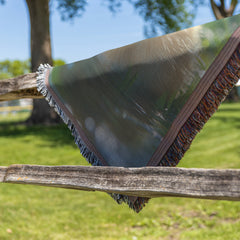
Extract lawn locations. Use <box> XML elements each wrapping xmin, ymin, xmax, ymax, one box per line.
<box><xmin>0</xmin><ymin>103</ymin><xmax>240</xmax><ymax>240</ymax></box>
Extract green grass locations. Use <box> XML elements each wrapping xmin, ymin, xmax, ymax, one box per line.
<box><xmin>0</xmin><ymin>103</ymin><xmax>240</xmax><ymax>239</ymax></box>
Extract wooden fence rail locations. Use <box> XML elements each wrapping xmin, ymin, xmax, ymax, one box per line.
<box><xmin>0</xmin><ymin>73</ymin><xmax>42</xmax><ymax>102</ymax></box>
<box><xmin>0</xmin><ymin>73</ymin><xmax>240</xmax><ymax>202</ymax></box>
<box><xmin>1</xmin><ymin>164</ymin><xmax>240</xmax><ymax>200</ymax></box>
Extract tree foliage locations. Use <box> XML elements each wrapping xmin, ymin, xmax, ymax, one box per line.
<box><xmin>0</xmin><ymin>60</ymin><xmax>29</xmax><ymax>79</ymax></box>
<box><xmin>52</xmin><ymin>0</ymin><xmax>207</xmax><ymax>36</ymax></box>
<box><xmin>52</xmin><ymin>0</ymin><xmax>239</xmax><ymax>37</ymax></box>
<box><xmin>56</xmin><ymin>0</ymin><xmax>87</xmax><ymax>20</ymax></box>
<box><xmin>107</xmin><ymin>0</ymin><xmax>206</xmax><ymax>36</ymax></box>
<box><xmin>1</xmin><ymin>1</ymin><xmax>240</xmax><ymax>37</ymax></box>
<box><xmin>0</xmin><ymin>59</ymin><xmax>65</xmax><ymax>80</ymax></box>
<box><xmin>54</xmin><ymin>0</ymin><xmax>206</xmax><ymax>36</ymax></box>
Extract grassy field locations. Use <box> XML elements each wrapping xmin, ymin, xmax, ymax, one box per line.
<box><xmin>0</xmin><ymin>103</ymin><xmax>240</xmax><ymax>240</ymax></box>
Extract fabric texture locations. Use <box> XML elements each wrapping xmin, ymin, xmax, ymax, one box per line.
<box><xmin>37</xmin><ymin>15</ymin><xmax>240</xmax><ymax>212</ymax></box>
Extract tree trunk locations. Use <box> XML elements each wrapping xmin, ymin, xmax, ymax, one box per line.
<box><xmin>210</xmin><ymin>0</ymin><xmax>239</xmax><ymax>101</ymax></box>
<box><xmin>25</xmin><ymin>0</ymin><xmax>61</xmax><ymax>124</ymax></box>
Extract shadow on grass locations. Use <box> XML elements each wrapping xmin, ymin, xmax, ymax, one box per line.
<box><xmin>1</xmin><ymin>102</ymin><xmax>239</xmax><ymax>149</ymax></box>
<box><xmin>210</xmin><ymin>103</ymin><xmax>240</xmax><ymax>128</ymax></box>
<box><xmin>212</xmin><ymin>116</ymin><xmax>240</xmax><ymax>129</ymax></box>
<box><xmin>213</xmin><ymin>114</ymin><xmax>240</xmax><ymax>121</ymax></box>
<box><xmin>0</xmin><ymin>121</ymin><xmax>75</xmax><ymax>148</ymax></box>
<box><xmin>216</xmin><ymin>108</ymin><xmax>240</xmax><ymax>113</ymax></box>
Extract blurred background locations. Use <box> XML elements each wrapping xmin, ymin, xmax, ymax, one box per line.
<box><xmin>0</xmin><ymin>1</ymin><xmax>240</xmax><ymax>239</ymax></box>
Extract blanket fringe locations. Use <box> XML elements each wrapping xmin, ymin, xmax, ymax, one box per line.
<box><xmin>131</xmin><ymin>45</ymin><xmax>240</xmax><ymax>212</ymax></box>
<box><xmin>160</xmin><ymin>45</ymin><xmax>240</xmax><ymax>167</ymax></box>
<box><xmin>110</xmin><ymin>193</ymin><xmax>148</xmax><ymax>213</ymax></box>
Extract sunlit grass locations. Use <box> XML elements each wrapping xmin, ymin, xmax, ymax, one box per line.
<box><xmin>0</xmin><ymin>103</ymin><xmax>240</xmax><ymax>239</ymax></box>
<box><xmin>179</xmin><ymin>102</ymin><xmax>240</xmax><ymax>169</ymax></box>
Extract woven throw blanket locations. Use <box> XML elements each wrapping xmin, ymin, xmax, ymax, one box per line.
<box><xmin>37</xmin><ymin>15</ymin><xmax>240</xmax><ymax>212</ymax></box>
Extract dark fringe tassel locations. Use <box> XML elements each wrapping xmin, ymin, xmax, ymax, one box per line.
<box><xmin>160</xmin><ymin>45</ymin><xmax>240</xmax><ymax>167</ymax></box>
<box><xmin>110</xmin><ymin>193</ymin><xmax>149</xmax><ymax>213</ymax></box>
<box><xmin>36</xmin><ymin>64</ymin><xmax>144</xmax><ymax>212</ymax></box>
<box><xmin>131</xmin><ymin>46</ymin><xmax>240</xmax><ymax>211</ymax></box>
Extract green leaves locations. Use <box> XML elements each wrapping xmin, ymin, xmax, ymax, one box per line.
<box><xmin>54</xmin><ymin>0</ymin><xmax>205</xmax><ymax>37</ymax></box>
<box><xmin>56</xmin><ymin>0</ymin><xmax>87</xmax><ymax>21</ymax></box>
<box><xmin>0</xmin><ymin>60</ymin><xmax>30</xmax><ymax>79</ymax></box>
<box><xmin>129</xmin><ymin>0</ymin><xmax>205</xmax><ymax>37</ymax></box>
<box><xmin>0</xmin><ymin>59</ymin><xmax>65</xmax><ymax>80</ymax></box>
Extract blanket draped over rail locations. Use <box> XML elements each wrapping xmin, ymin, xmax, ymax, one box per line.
<box><xmin>37</xmin><ymin>15</ymin><xmax>240</xmax><ymax>212</ymax></box>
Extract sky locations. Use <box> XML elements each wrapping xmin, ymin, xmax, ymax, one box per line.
<box><xmin>0</xmin><ymin>1</ymin><xmax>238</xmax><ymax>64</ymax></box>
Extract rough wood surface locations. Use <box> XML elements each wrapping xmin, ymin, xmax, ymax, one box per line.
<box><xmin>0</xmin><ymin>73</ymin><xmax>43</xmax><ymax>101</ymax></box>
<box><xmin>1</xmin><ymin>164</ymin><xmax>240</xmax><ymax>200</ymax></box>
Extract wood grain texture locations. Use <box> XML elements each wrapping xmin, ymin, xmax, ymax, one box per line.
<box><xmin>0</xmin><ymin>73</ymin><xmax>43</xmax><ymax>101</ymax></box>
<box><xmin>1</xmin><ymin>164</ymin><xmax>240</xmax><ymax>200</ymax></box>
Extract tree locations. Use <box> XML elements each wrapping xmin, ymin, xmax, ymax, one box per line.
<box><xmin>25</xmin><ymin>0</ymin><xmax>58</xmax><ymax>124</ymax></box>
<box><xmin>210</xmin><ymin>0</ymin><xmax>238</xmax><ymax>19</ymax></box>
<box><xmin>3</xmin><ymin>0</ymin><xmax>237</xmax><ymax>123</ymax></box>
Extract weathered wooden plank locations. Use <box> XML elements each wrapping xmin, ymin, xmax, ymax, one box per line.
<box><xmin>0</xmin><ymin>73</ymin><xmax>43</xmax><ymax>101</ymax></box>
<box><xmin>1</xmin><ymin>164</ymin><xmax>240</xmax><ymax>200</ymax></box>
